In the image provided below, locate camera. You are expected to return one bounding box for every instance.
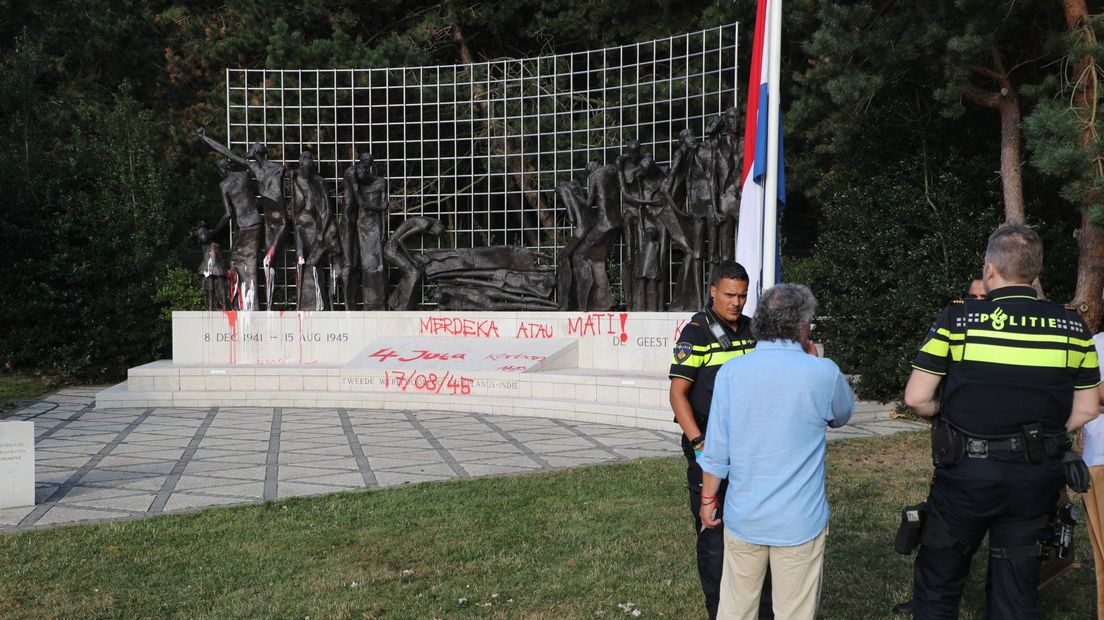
[1051,503,1082,560]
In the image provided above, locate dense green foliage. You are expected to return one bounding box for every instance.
[1,1,1100,394]
[790,154,1003,399]
[1021,15,1104,228]
[777,0,1094,399]
[0,39,205,379]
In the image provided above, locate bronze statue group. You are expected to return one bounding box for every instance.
[195,128,439,312]
[194,108,743,313]
[559,109,744,312]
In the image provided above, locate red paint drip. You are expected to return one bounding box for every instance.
[228,272,239,306]
[294,265,302,309]
[297,311,305,364]
[225,310,238,364]
[619,312,629,343]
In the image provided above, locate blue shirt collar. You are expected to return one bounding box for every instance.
[755,339,805,351]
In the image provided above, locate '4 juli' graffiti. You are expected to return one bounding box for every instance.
[368,348,467,363]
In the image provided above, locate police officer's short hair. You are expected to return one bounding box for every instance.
[752,283,817,342]
[709,260,750,286]
[985,225,1042,283]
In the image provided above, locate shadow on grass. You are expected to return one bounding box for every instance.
[0,375,62,415]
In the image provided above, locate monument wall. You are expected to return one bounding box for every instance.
[173,310,688,371]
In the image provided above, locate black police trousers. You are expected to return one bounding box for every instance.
[687,461,773,619]
[912,455,1064,620]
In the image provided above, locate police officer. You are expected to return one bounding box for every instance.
[904,225,1100,619]
[892,271,989,616]
[966,272,986,300]
[669,260,770,619]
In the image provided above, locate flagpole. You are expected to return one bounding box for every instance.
[762,0,782,290]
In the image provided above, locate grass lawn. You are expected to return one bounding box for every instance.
[0,375,61,414]
[0,431,1094,619]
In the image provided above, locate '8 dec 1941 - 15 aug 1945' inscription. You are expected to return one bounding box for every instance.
[204,331,350,343]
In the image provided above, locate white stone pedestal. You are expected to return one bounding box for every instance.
[0,421,34,509]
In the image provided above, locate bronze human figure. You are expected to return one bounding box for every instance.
[384,216,445,311]
[196,226,229,311]
[555,179,592,310]
[560,162,622,311]
[667,128,718,309]
[203,158,263,311]
[618,140,694,311]
[578,161,625,311]
[668,128,715,254]
[709,109,744,264]
[631,156,668,311]
[291,150,344,311]
[343,152,389,310]
[437,269,558,311]
[197,127,289,310]
[616,139,647,309]
[419,246,549,277]
[421,246,557,311]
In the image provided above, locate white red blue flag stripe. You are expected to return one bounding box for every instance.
[735,0,785,317]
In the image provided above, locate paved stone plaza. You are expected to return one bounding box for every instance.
[0,387,924,533]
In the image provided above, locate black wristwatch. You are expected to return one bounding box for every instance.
[690,435,705,451]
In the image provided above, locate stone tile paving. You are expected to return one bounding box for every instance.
[0,388,924,533]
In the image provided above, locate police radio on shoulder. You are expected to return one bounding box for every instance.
[701,308,732,349]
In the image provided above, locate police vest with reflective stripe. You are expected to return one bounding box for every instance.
[915,288,1099,436]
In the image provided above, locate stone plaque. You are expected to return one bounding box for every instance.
[0,421,34,509]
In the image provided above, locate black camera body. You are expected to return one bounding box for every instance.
[1049,503,1082,560]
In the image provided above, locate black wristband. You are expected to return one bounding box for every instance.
[689,435,704,449]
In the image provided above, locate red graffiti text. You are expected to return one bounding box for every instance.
[514,322,554,339]
[672,319,688,340]
[566,313,619,337]
[369,348,467,363]
[383,370,473,395]
[419,316,501,338]
[483,353,546,362]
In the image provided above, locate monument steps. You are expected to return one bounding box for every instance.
[96,362,677,430]
[97,363,893,430]
[98,312,896,431]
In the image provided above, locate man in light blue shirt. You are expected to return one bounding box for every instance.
[698,283,854,619]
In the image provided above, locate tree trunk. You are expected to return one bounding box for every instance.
[446,2,555,248]
[1062,0,1104,328]
[963,54,1025,226]
[1074,218,1104,327]
[997,95,1025,226]
[962,62,1045,296]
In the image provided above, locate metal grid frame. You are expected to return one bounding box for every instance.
[225,24,739,309]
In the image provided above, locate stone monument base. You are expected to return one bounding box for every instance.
[97,310,688,431]
[0,421,35,509]
[97,362,671,430]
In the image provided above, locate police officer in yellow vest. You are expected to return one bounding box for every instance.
[904,225,1100,618]
[670,260,771,619]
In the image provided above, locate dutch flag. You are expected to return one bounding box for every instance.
[735,0,785,317]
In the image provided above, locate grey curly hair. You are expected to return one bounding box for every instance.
[751,283,818,342]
